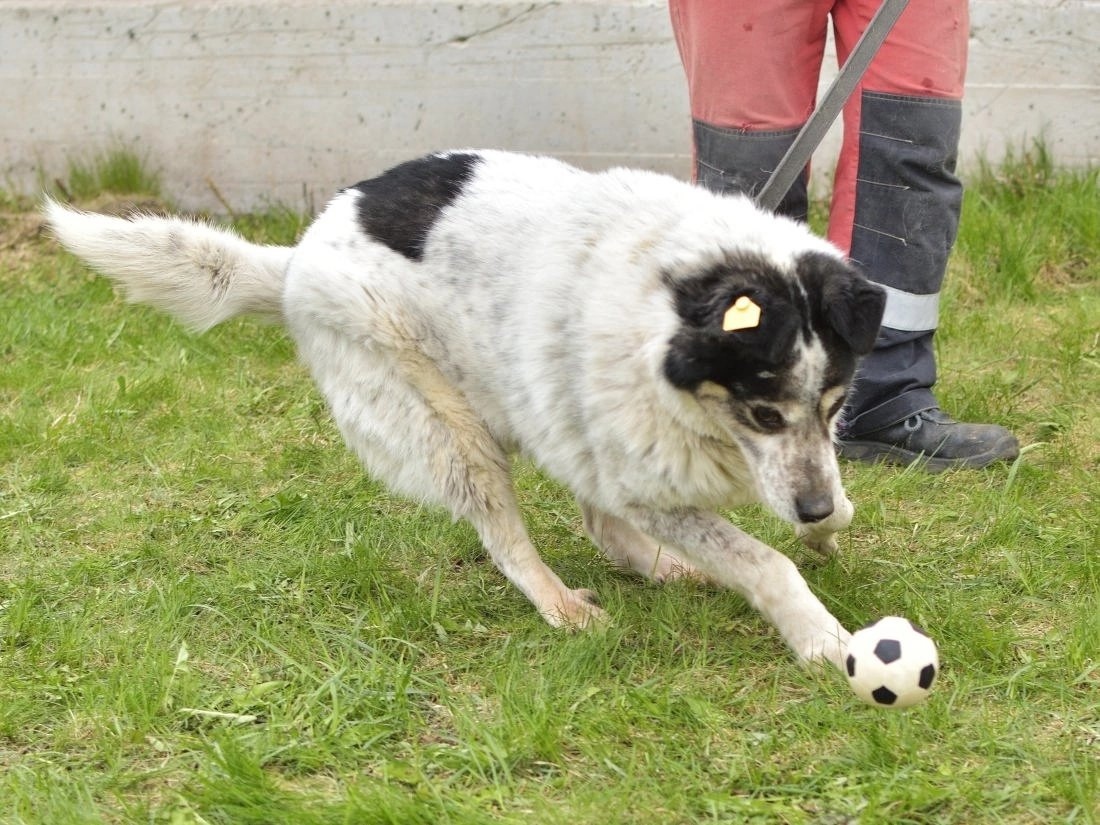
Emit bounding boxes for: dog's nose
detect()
[795,493,834,524]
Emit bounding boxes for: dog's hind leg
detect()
[389,357,610,627]
[469,501,607,629]
[305,327,607,629]
[620,506,850,668]
[581,504,703,583]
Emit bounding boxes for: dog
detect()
[46,150,885,668]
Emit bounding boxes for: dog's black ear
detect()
[829,275,886,355]
[663,330,717,389]
[663,291,802,390]
[800,253,886,355]
[663,256,805,391]
[726,295,803,365]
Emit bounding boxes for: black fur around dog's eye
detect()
[751,406,786,431]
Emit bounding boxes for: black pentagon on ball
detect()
[873,638,902,664]
[871,686,898,705]
[846,653,857,677]
[919,663,937,689]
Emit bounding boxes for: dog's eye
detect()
[751,406,786,431]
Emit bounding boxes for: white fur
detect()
[47,151,856,667]
[44,200,289,330]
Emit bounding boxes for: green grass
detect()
[955,141,1099,302]
[60,146,163,202]
[1,148,1097,824]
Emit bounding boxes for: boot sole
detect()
[837,435,1020,473]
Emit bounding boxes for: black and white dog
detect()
[47,150,885,668]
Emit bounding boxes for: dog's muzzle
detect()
[794,492,834,524]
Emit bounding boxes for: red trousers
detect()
[669,0,967,255]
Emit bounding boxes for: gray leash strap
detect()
[754,0,910,213]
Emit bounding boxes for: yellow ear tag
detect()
[722,295,761,332]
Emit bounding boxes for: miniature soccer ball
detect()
[845,616,939,709]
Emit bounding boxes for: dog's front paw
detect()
[542,588,609,630]
[795,496,852,557]
[793,624,851,671]
[796,525,840,557]
[650,550,706,584]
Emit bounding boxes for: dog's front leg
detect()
[580,503,703,583]
[622,506,850,668]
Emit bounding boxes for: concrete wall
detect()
[2,0,1098,212]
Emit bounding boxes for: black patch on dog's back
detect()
[350,152,482,261]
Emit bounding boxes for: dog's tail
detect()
[44,199,292,331]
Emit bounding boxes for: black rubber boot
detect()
[836,92,1018,470]
[838,407,1019,472]
[840,91,962,434]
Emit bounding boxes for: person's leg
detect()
[827,0,1018,470]
[668,0,832,221]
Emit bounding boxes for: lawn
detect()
[0,148,1096,823]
